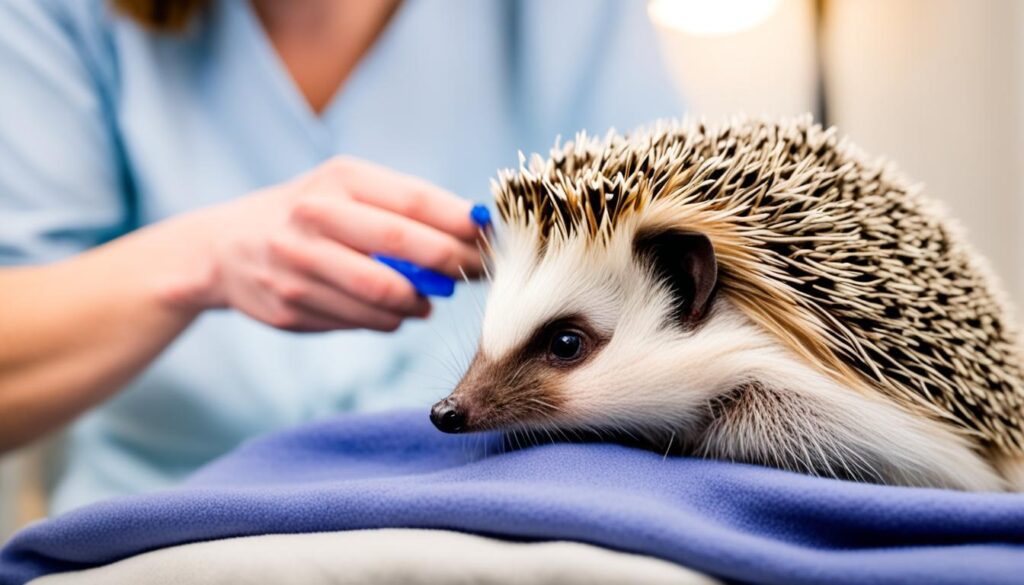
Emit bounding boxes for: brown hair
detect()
[112,0,210,32]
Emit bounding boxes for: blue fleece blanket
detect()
[2,410,1023,585]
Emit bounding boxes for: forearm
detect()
[0,157,484,451]
[0,217,213,451]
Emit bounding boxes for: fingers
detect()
[267,230,434,314]
[263,276,422,333]
[289,195,484,278]
[320,199,484,277]
[316,157,481,243]
[258,155,486,336]
[301,279,423,331]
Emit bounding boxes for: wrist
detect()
[139,209,226,315]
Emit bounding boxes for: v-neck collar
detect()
[230,0,411,154]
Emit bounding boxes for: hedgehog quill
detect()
[432,117,1024,491]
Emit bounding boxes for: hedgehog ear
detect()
[633,229,718,323]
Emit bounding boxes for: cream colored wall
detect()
[652,0,818,120]
[0,444,46,541]
[1017,0,1024,300]
[824,0,1024,304]
[0,456,19,539]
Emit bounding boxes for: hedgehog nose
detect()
[430,397,467,433]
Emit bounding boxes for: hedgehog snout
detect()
[430,396,468,433]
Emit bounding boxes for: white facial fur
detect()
[482,219,772,435]
[477,221,1006,491]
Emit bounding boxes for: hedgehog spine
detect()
[432,116,1024,491]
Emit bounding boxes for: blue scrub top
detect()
[0,0,684,513]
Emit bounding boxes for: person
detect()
[0,0,683,514]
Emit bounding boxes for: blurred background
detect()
[652,0,1024,303]
[3,0,1023,538]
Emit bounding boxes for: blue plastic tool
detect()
[470,204,492,230]
[372,254,455,297]
[373,205,493,298]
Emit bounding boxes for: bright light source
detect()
[648,0,781,37]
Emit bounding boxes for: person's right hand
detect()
[166,157,485,332]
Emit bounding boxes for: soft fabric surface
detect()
[2,409,1024,585]
[27,528,718,585]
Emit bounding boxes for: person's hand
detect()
[167,157,485,332]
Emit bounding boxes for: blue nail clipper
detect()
[373,204,492,298]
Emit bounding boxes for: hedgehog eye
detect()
[548,330,585,363]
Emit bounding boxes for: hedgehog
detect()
[430,116,1024,491]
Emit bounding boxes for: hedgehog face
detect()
[430,222,746,441]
